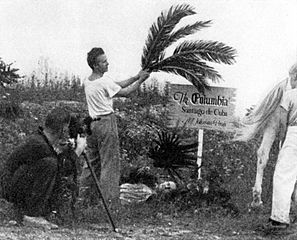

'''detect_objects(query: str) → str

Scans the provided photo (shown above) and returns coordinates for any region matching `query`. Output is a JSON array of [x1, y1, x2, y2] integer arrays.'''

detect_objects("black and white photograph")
[[0, 0, 296, 239]]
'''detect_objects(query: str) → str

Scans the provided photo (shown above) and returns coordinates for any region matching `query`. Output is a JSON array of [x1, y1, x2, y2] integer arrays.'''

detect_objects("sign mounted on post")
[[168, 84, 237, 132]]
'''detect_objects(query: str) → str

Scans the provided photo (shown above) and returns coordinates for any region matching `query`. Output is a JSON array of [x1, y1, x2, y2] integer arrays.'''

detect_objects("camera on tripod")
[[57, 114, 95, 176], [68, 115, 94, 140]]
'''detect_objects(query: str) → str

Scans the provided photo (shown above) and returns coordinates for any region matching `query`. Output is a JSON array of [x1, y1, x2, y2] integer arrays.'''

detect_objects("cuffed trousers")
[[271, 126, 297, 224]]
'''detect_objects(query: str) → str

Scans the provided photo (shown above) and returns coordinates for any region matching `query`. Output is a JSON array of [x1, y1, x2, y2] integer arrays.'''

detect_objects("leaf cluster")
[[148, 131, 198, 170], [0, 58, 22, 87], [141, 4, 237, 92]]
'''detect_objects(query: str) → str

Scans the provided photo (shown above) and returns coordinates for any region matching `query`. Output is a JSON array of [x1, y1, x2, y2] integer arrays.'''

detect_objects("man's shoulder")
[[17, 132, 46, 148], [7, 132, 44, 158], [283, 89, 297, 102], [285, 88, 297, 95], [85, 74, 116, 85], [97, 75, 121, 90], [100, 74, 116, 83]]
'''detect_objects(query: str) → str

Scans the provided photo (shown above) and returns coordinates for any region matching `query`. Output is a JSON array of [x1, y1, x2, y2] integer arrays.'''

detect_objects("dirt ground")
[[1, 199, 297, 240], [0, 221, 256, 240], [1, 214, 297, 240]]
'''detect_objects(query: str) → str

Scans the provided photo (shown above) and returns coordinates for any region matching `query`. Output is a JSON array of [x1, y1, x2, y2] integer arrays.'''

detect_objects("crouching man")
[[0, 107, 86, 228]]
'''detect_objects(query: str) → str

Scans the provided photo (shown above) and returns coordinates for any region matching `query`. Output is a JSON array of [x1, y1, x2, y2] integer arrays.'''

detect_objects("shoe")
[[46, 210, 64, 226], [261, 218, 289, 233], [23, 215, 58, 230]]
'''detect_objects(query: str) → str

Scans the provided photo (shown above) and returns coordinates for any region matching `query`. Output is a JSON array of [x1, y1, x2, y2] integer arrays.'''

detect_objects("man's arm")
[[115, 71, 150, 97], [116, 70, 150, 88], [116, 75, 139, 88], [279, 106, 289, 146]]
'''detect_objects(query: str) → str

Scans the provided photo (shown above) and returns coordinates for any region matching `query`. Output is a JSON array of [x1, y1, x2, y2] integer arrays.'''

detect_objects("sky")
[[0, 0, 296, 116]]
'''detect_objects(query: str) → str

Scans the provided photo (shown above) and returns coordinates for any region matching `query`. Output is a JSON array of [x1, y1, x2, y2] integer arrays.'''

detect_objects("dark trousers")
[[9, 157, 58, 217]]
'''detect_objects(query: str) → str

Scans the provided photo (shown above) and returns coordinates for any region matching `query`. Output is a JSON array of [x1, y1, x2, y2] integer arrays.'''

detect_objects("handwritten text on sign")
[[168, 84, 236, 132]]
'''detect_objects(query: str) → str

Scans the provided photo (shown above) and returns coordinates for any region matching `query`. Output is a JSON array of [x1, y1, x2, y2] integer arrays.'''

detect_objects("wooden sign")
[[168, 84, 237, 132]]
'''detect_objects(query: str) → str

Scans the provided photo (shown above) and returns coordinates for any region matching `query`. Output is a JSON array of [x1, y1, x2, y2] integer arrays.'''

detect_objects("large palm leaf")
[[149, 131, 198, 169], [141, 4, 237, 92], [141, 4, 196, 69], [148, 131, 198, 182]]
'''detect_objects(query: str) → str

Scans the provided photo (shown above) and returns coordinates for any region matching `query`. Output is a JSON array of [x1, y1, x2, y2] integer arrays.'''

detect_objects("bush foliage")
[[0, 74, 279, 213]]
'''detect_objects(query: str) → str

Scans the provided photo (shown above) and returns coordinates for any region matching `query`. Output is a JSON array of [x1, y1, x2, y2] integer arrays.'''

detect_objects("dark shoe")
[[261, 218, 289, 234], [46, 210, 64, 226]]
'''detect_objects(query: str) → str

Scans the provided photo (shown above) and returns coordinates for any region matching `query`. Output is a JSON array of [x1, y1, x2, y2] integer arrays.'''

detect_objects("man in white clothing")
[[266, 63, 297, 230], [81, 47, 150, 208]]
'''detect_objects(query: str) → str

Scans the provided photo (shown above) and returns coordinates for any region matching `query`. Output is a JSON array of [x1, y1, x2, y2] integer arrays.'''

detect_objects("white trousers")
[[271, 126, 297, 224]]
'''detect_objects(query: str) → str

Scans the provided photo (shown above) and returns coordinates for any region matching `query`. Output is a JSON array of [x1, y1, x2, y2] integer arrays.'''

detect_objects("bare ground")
[[1, 213, 297, 239], [1, 199, 297, 240], [0, 221, 258, 240]]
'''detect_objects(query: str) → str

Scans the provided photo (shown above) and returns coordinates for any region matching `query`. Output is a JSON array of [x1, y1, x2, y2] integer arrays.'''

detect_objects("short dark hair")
[[87, 47, 105, 70], [44, 107, 71, 134]]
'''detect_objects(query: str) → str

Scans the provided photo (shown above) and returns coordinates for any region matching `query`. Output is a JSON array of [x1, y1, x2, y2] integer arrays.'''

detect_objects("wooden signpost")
[[168, 84, 237, 179], [197, 129, 204, 179]]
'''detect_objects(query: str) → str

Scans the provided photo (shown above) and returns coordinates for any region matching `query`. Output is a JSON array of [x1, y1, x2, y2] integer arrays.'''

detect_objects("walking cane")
[[82, 152, 117, 232]]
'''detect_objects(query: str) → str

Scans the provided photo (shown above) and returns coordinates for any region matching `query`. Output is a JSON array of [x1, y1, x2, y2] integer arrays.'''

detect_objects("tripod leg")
[[82, 153, 117, 232]]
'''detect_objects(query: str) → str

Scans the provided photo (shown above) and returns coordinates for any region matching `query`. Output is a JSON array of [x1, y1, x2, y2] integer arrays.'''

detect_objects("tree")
[[0, 58, 22, 87], [141, 4, 237, 92]]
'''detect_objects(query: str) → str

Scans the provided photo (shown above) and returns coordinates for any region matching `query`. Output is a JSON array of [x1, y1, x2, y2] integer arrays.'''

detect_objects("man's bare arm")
[[115, 71, 150, 97], [117, 76, 139, 88], [117, 70, 149, 88], [279, 106, 289, 146], [115, 80, 143, 97]]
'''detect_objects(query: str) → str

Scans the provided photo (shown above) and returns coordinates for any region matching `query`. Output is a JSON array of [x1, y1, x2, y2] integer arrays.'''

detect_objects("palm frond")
[[179, 142, 198, 151], [173, 40, 237, 64], [151, 54, 223, 91], [148, 131, 198, 170], [157, 65, 209, 92], [141, 4, 196, 69], [141, 4, 237, 92], [157, 20, 212, 62], [155, 54, 222, 79], [167, 20, 212, 47], [146, 39, 235, 91]]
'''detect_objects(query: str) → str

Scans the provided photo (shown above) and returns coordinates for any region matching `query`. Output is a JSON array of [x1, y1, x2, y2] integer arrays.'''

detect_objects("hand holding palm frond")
[[141, 4, 236, 92]]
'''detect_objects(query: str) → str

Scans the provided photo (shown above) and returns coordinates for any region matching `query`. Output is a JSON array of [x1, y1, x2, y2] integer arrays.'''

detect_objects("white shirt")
[[84, 75, 121, 118], [285, 77, 292, 91], [280, 88, 297, 126]]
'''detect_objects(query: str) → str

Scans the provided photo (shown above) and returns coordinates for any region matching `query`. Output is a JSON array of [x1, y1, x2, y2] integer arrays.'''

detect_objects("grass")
[[0, 78, 288, 239]]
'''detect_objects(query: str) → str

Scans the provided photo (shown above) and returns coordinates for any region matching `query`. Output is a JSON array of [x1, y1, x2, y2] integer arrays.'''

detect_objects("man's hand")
[[74, 134, 87, 157], [137, 70, 150, 82]]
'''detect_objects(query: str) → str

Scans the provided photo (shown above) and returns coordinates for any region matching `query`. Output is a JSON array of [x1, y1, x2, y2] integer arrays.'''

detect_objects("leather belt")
[[92, 117, 101, 122], [92, 112, 113, 121]]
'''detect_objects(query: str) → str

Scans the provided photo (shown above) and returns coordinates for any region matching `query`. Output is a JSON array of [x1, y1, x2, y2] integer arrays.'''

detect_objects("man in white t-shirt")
[[81, 47, 150, 208], [265, 63, 297, 231]]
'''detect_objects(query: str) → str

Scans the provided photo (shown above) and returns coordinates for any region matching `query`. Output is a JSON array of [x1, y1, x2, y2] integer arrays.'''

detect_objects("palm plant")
[[141, 4, 236, 92], [148, 131, 199, 182], [0, 58, 21, 87]]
